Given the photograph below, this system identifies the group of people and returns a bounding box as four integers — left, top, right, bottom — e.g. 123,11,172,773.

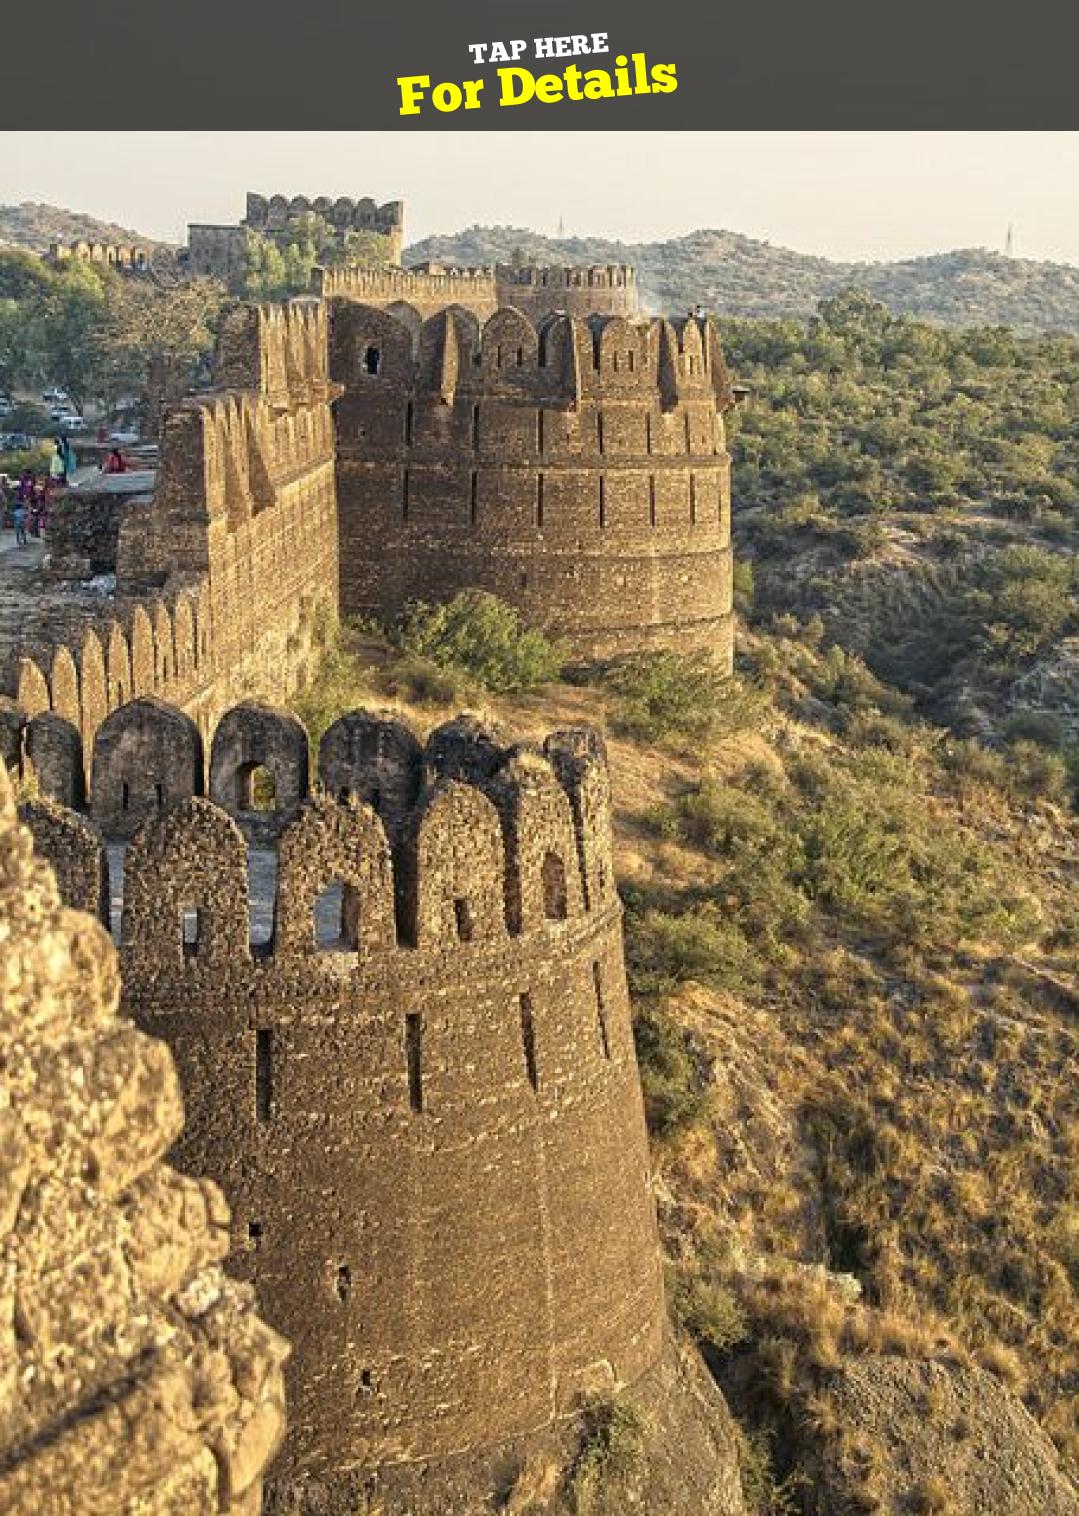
2,438,129,550
2,438,76,547
2,472,53,545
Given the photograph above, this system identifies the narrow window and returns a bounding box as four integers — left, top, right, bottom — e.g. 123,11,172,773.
612,352,620,373
316,882,359,951
358,1369,375,1397
689,472,697,526
335,1265,352,1303
645,412,653,454
649,475,657,529
248,1220,263,1250
598,475,607,529
520,992,538,1092
685,412,692,452
181,907,200,960
154,782,165,810
537,408,544,454
363,345,381,376
597,412,605,455
472,404,481,451
121,780,130,812
256,1028,273,1123
404,400,414,444
628,351,636,373
470,471,478,525
516,346,524,366
402,467,410,522
237,762,276,813
406,1013,423,1113
542,852,568,921
519,571,528,590
592,961,611,1060
453,897,474,943
536,472,544,529
495,344,503,368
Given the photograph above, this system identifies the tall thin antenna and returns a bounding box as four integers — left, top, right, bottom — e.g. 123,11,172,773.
1004,223,1015,257
558,214,566,239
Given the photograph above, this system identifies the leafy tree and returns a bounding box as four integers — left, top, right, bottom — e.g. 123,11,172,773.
238,214,391,300
30,261,109,412
0,249,54,301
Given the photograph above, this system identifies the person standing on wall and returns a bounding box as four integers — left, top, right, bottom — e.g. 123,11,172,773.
12,492,27,547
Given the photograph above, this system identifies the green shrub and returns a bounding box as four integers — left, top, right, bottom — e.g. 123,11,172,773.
633,1001,714,1138
379,654,472,708
569,1396,648,1513
1003,739,1070,805
1002,711,1065,750
626,898,769,1001
733,557,756,612
670,1267,747,1353
390,591,565,693
290,631,368,755
600,653,759,746
737,1427,801,1516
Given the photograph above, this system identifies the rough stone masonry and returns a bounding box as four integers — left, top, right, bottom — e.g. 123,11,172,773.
0,758,289,1514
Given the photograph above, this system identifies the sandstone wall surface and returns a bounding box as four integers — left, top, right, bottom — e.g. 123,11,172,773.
0,748,288,1515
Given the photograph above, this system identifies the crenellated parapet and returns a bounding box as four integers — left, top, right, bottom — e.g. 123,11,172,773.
3,295,340,759
244,191,404,243
312,261,498,319
187,193,405,283
9,585,215,773
331,300,735,662
12,698,667,1483
495,261,640,320
47,238,154,272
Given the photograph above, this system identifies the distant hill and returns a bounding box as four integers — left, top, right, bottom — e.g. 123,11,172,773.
0,202,172,254
407,225,1079,333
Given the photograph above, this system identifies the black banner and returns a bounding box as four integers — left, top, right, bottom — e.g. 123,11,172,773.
0,0,1074,128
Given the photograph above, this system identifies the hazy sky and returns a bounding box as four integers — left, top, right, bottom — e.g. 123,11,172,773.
3,132,1078,265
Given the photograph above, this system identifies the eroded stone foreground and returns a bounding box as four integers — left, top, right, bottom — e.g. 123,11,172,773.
0,760,288,1515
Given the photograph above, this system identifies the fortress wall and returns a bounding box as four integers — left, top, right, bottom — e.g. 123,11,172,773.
332,301,735,665
18,701,667,1478
189,194,405,280
313,263,499,320
495,262,640,321
48,239,153,271
4,300,341,770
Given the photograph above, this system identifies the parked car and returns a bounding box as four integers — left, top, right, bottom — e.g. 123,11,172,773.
41,387,70,404
0,396,13,416
108,428,140,446
55,413,87,432
2,432,33,451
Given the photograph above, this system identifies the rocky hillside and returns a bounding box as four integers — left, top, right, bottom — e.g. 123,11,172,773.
0,201,171,253
408,225,1079,333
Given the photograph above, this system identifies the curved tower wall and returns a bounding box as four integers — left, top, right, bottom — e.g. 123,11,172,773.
20,700,667,1479
331,301,735,665
494,263,639,321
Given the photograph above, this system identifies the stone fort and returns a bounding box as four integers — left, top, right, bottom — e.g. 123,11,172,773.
1,194,742,1508
2,225,734,754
